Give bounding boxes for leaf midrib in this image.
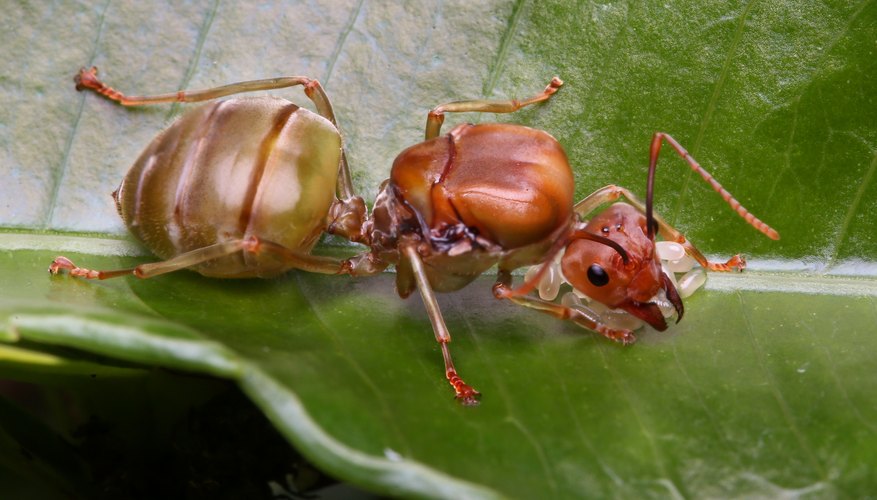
[2,231,876,295]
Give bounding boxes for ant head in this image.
[561,203,682,330]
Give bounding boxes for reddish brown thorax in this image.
[389,122,573,248]
[370,122,575,296]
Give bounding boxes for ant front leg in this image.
[575,131,779,271]
[574,185,745,272]
[493,270,636,345]
[424,76,563,139]
[402,245,480,405]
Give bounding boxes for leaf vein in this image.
[830,147,877,265]
[671,0,755,224]
[736,291,826,479]
[483,0,528,97]
[763,95,801,208]
[802,304,877,435]
[44,0,113,228]
[456,305,559,493]
[504,415,560,494]
[293,274,412,455]
[670,340,735,453]
[323,0,365,86]
[165,0,220,120]
[544,337,624,488]
[597,343,687,496]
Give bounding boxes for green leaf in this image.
[2,0,876,498]
[4,249,877,497]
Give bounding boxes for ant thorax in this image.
[524,241,707,332]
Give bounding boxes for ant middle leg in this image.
[424,77,563,139]
[402,245,480,405]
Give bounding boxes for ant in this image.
[52,68,778,404]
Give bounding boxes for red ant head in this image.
[561,203,683,331]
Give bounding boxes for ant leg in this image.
[49,240,251,280]
[77,67,323,106]
[573,185,627,219]
[49,237,378,280]
[76,67,325,106]
[295,78,356,203]
[574,185,745,272]
[574,131,779,269]
[402,245,480,405]
[425,77,563,139]
[74,67,359,206]
[490,232,569,299]
[251,238,388,277]
[493,271,636,345]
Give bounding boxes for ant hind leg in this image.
[48,237,364,281]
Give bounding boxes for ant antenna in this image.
[646,132,780,241]
[569,229,630,264]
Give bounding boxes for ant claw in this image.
[455,388,481,406]
[598,326,636,345]
[448,369,480,406]
[618,331,637,346]
[707,254,746,272]
[48,256,74,275]
[74,66,100,91]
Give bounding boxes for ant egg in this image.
[538,262,562,300]
[656,241,685,260]
[678,268,707,298]
[524,265,540,285]
[665,256,697,273]
[662,263,680,289]
[525,254,564,301]
[657,241,697,272]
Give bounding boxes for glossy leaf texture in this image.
[1,1,876,498]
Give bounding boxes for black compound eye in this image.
[587,264,609,287]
